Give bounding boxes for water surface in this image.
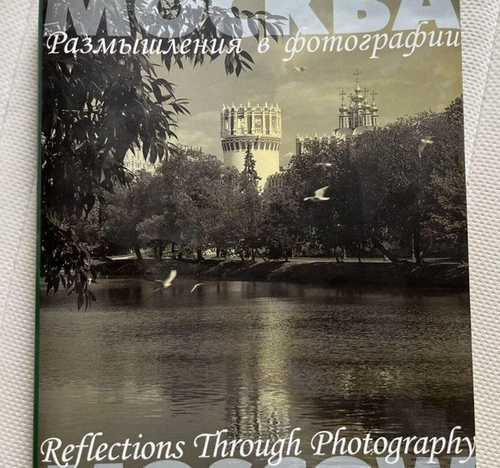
[39,279,474,466]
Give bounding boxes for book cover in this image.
[37,1,475,467]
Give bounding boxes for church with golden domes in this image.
[296,72,380,155]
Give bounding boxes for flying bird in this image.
[153,270,178,292]
[315,162,333,168]
[294,66,307,72]
[190,283,205,294]
[418,137,434,159]
[304,186,330,202]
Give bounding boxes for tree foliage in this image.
[102,148,254,261]
[285,97,468,263]
[41,0,283,307]
[102,97,467,269]
[237,146,262,260]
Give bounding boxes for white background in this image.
[0,1,499,466]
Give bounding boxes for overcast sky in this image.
[157,0,462,163]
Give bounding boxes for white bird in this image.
[154,270,177,292]
[304,186,330,202]
[418,137,434,159]
[294,66,307,72]
[190,283,205,294]
[315,162,333,168]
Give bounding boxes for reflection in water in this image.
[39,279,474,466]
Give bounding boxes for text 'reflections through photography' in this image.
[37,1,474,468]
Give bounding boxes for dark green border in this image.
[33,0,44,465]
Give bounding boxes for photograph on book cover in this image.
[37,1,475,467]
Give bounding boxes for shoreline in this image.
[97,257,469,290]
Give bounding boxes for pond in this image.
[39,279,474,467]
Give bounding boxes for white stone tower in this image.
[221,103,281,185]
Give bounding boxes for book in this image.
[37,1,475,467]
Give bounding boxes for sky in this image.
[157,0,462,164]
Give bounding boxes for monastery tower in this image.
[221,103,281,184]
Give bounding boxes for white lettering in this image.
[394,0,460,31]
[334,0,391,34]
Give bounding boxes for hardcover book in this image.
[37,1,475,467]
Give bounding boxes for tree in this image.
[209,167,242,256]
[102,172,157,259]
[41,0,283,306]
[237,146,262,261]
[326,143,366,261]
[340,97,467,263]
[425,97,468,259]
[280,97,468,264]
[285,139,346,256]
[261,181,300,260]
[137,214,179,260]
[154,148,227,259]
[350,119,424,262]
